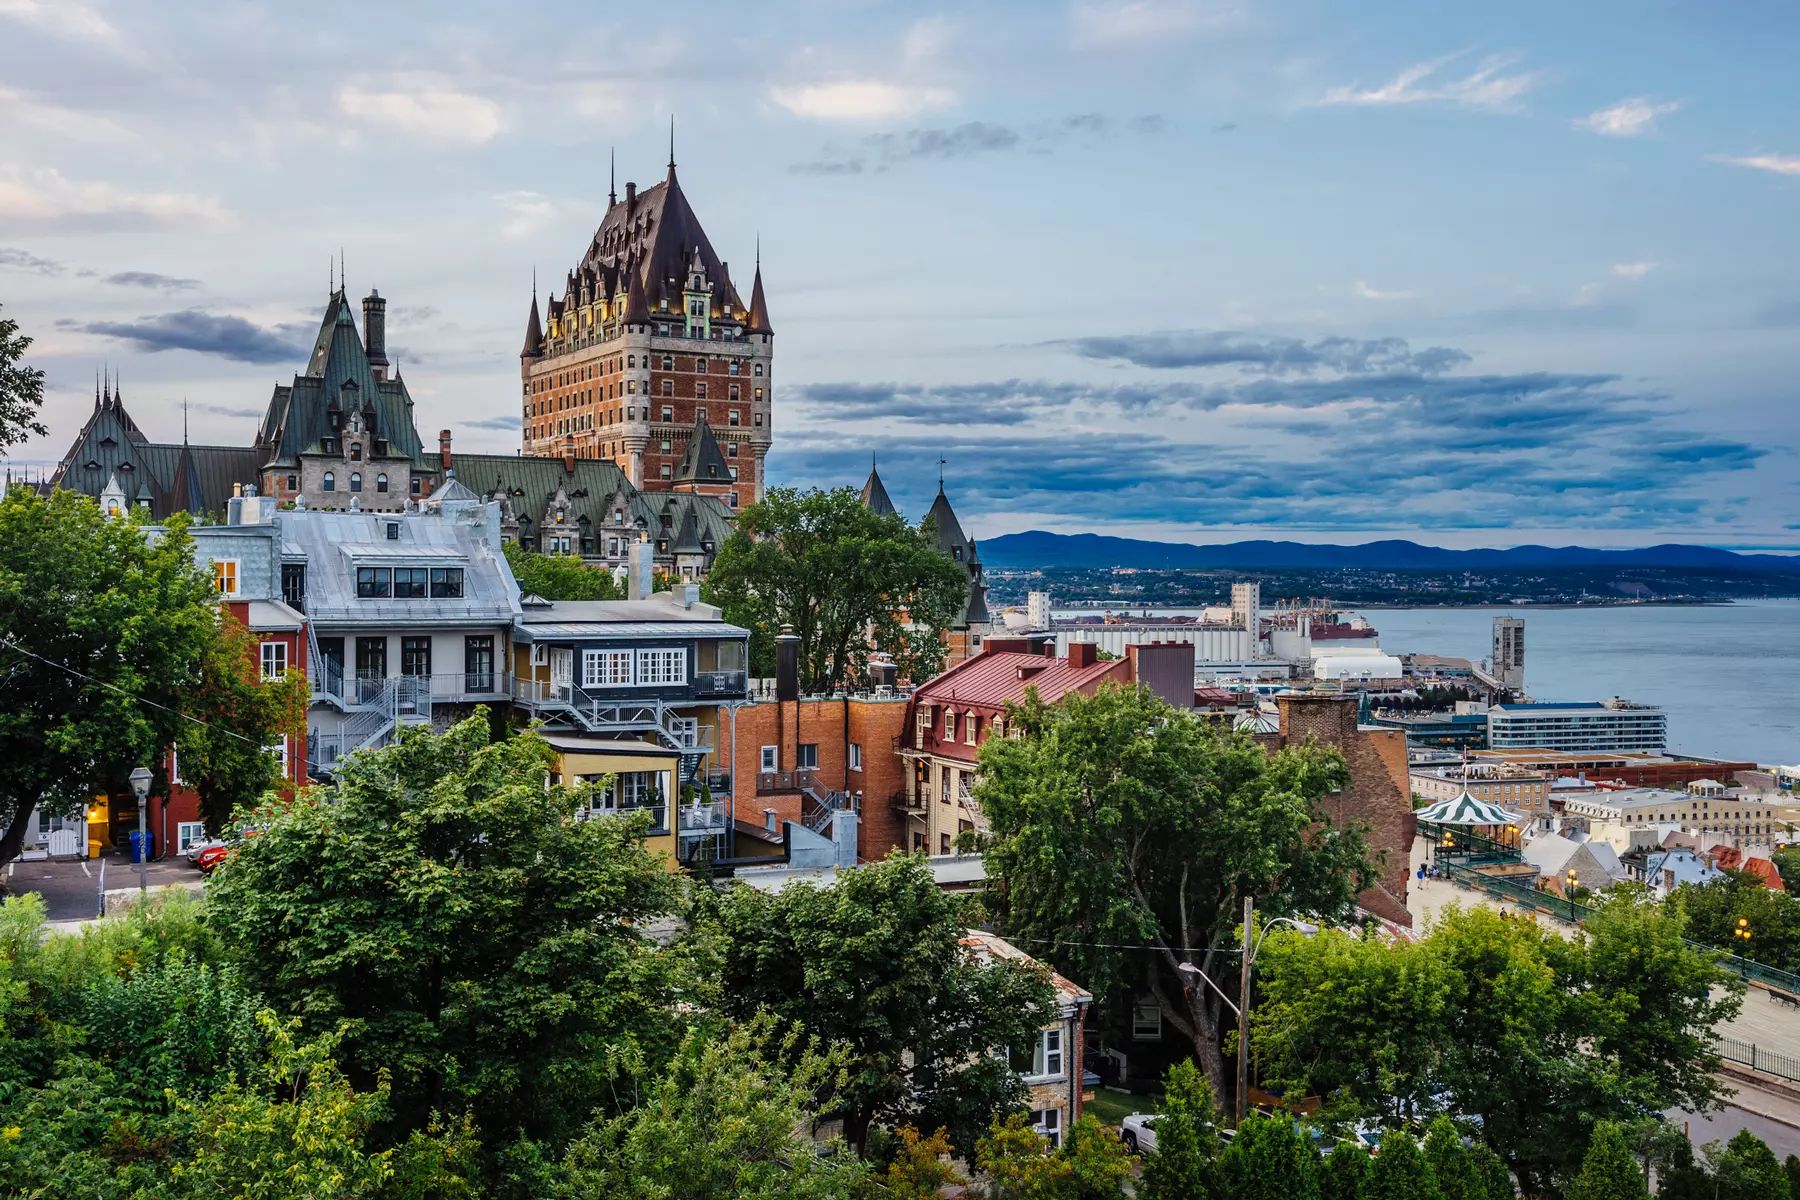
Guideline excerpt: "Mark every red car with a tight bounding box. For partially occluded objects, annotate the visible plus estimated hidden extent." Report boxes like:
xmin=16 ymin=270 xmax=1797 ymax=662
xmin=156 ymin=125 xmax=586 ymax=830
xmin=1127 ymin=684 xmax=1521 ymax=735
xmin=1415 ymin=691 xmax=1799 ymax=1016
xmin=195 ymin=843 xmax=233 ymax=873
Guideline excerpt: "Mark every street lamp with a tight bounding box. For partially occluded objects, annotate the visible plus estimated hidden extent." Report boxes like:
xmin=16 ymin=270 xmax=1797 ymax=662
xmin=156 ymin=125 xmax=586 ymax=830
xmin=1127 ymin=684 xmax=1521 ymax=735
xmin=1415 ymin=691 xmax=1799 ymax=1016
xmin=1566 ymin=868 xmax=1578 ymax=921
xmin=1735 ymin=918 xmax=1752 ymax=948
xmin=127 ymin=765 xmax=153 ymax=894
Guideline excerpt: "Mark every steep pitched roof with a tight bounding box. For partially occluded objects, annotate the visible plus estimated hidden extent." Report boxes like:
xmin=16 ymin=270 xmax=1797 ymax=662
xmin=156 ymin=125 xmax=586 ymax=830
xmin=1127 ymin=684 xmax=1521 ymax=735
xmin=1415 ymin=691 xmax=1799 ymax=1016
xmin=577 ymin=163 xmax=746 ymax=317
xmin=256 ymin=290 xmax=426 ymax=470
xmin=747 ymin=263 xmax=771 ymax=333
xmin=672 ymin=418 xmax=732 ymax=484
xmin=521 ymin=292 xmax=544 ymax=358
xmin=924 ymin=487 xmax=970 ymax=557
xmin=860 ymin=462 xmax=897 ymax=517
xmin=672 ymin=508 xmax=705 ymax=555
xmin=446 ymin=452 xmax=738 ymax=551
xmin=913 ymin=650 xmax=1131 ymax=710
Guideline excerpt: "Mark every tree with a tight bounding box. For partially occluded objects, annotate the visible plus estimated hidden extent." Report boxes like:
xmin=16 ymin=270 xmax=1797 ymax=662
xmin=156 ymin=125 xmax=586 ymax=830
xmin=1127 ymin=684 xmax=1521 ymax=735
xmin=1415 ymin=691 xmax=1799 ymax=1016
xmin=867 ymin=1126 xmax=967 ymax=1199
xmin=556 ymin=1013 xmax=862 ymax=1200
xmin=502 ymin=540 xmax=621 ymax=601
xmin=1138 ymin=1059 xmax=1223 ymax=1200
xmin=703 ymin=486 xmax=969 ymax=691
xmin=1061 ymin=1114 xmax=1132 ymax=1200
xmin=175 ymin=608 xmax=307 ymax=833
xmin=973 ymin=1112 xmax=1073 ymax=1199
xmin=1707 ymin=1129 xmax=1791 ymax=1200
xmin=1567 ymin=1122 xmax=1650 ymax=1200
xmin=0 ymin=303 xmax=47 ymax=455
xmin=1424 ymin=1116 xmax=1484 ymax=1200
xmin=1362 ymin=1129 xmax=1440 ymax=1200
xmin=1672 ymin=873 xmax=1800 ymax=974
xmin=1319 ymin=1141 xmax=1369 ymax=1200
xmin=707 ymin=853 xmax=1055 ymax=1152
xmin=976 ymin=684 xmax=1373 ymax=1108
xmin=1468 ymin=1143 xmax=1515 ymax=1200
xmin=1252 ymin=899 xmax=1738 ymax=1197
xmin=1771 ymin=849 xmax=1800 ymax=895
xmin=0 ymin=489 xmax=223 ymax=867
xmin=1787 ymin=1154 xmax=1800 ymax=1200
xmin=205 ymin=716 xmax=683 ymax=1154
xmin=1217 ymin=1113 xmax=1319 ymax=1200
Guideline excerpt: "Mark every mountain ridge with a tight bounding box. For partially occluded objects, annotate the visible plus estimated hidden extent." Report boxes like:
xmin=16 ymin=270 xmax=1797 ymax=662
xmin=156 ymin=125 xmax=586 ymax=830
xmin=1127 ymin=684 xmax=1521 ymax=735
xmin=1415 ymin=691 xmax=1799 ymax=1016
xmin=977 ymin=531 xmax=1800 ymax=574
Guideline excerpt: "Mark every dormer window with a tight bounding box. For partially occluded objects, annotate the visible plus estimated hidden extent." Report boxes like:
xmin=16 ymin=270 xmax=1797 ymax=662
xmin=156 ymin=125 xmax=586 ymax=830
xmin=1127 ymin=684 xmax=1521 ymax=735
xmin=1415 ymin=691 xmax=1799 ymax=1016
xmin=350 ymin=443 xmax=362 ymax=461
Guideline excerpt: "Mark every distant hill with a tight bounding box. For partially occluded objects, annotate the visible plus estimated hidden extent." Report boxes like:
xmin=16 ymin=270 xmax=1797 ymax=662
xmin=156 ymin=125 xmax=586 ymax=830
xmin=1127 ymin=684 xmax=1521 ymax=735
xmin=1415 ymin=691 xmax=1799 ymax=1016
xmin=978 ymin=531 xmax=1800 ymax=575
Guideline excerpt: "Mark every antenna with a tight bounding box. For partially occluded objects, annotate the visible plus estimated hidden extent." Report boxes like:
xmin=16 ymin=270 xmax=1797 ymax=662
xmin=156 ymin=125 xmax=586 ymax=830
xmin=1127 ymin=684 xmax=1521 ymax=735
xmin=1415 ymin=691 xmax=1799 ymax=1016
xmin=669 ymin=114 xmax=675 ymax=167
xmin=183 ymin=397 xmax=189 ymax=445
xmin=938 ymin=458 xmax=947 ymax=489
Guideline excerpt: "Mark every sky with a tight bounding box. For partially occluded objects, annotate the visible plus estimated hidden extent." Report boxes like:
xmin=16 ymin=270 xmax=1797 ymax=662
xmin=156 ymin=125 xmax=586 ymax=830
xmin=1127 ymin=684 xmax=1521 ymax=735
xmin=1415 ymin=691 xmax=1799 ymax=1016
xmin=1 ymin=0 xmax=1796 ymax=550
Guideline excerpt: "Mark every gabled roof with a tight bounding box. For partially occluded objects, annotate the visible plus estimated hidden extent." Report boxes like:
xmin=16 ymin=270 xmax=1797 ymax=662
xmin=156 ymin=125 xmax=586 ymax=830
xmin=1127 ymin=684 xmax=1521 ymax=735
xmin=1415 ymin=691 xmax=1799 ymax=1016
xmin=672 ymin=418 xmax=732 ymax=484
xmin=447 ymin=451 xmax=737 ymax=551
xmin=912 ymin=650 xmax=1131 ymax=710
xmin=255 ymin=289 xmax=426 ymax=470
xmin=860 ymin=463 xmax=897 ymax=517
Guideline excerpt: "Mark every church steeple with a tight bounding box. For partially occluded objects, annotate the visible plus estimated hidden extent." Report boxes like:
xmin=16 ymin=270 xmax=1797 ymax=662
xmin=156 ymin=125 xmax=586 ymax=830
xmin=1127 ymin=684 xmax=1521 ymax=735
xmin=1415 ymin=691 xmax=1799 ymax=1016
xmin=521 ymin=274 xmax=544 ymax=360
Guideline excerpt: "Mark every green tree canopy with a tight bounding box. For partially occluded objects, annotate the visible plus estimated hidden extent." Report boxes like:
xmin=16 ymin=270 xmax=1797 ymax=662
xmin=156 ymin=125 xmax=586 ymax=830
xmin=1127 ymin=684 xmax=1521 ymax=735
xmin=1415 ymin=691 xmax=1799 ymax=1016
xmin=1566 ymin=1121 xmax=1650 ymax=1200
xmin=502 ymin=540 xmax=622 ymax=601
xmin=176 ymin=607 xmax=308 ymax=833
xmin=1319 ymin=1141 xmax=1369 ymax=1200
xmin=1672 ymin=872 xmax=1800 ymax=974
xmin=1060 ymin=1113 xmax=1132 ymax=1200
xmin=975 ymin=683 xmax=1373 ymax=1107
xmin=0 ymin=303 xmax=47 ymax=454
xmin=1137 ymin=1059 xmax=1223 ymax=1200
xmin=556 ymin=1012 xmax=862 ymax=1200
xmin=1363 ymin=1129 xmax=1440 ymax=1200
xmin=867 ymin=1126 xmax=967 ymax=1199
xmin=0 ymin=490 xmax=229 ymax=866
xmin=205 ymin=716 xmax=683 ymax=1153
xmin=1218 ymin=1112 xmax=1319 ymax=1200
xmin=702 ymin=486 xmax=969 ymax=691
xmin=1707 ymin=1128 xmax=1791 ymax=1200
xmin=704 ymin=853 xmax=1055 ymax=1152
xmin=1253 ymin=899 xmax=1739 ymax=1195
xmin=1424 ymin=1116 xmax=1485 ymax=1200
xmin=973 ymin=1112 xmax=1074 ymax=1200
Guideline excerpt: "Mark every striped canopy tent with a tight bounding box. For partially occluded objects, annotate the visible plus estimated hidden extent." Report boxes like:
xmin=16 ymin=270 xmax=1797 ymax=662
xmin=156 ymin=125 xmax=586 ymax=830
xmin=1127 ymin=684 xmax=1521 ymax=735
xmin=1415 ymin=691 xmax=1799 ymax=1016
xmin=1415 ymin=790 xmax=1526 ymax=827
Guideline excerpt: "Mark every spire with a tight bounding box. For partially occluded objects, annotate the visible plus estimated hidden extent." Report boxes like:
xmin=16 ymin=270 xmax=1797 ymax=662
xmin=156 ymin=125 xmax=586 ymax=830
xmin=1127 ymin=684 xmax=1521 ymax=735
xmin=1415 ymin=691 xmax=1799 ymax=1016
xmin=938 ymin=457 xmax=947 ymax=491
xmin=747 ymin=253 xmax=772 ymax=334
xmin=94 ymin=369 xmax=100 ymax=411
xmin=623 ymin=259 xmax=650 ymax=324
xmin=860 ymin=455 xmax=897 ymax=518
xmin=669 ymin=114 xmax=676 ymax=169
xmin=609 ymin=148 xmax=616 ymax=207
xmin=522 ymin=271 xmax=543 ymax=359
xmin=182 ymin=397 xmax=189 ymax=445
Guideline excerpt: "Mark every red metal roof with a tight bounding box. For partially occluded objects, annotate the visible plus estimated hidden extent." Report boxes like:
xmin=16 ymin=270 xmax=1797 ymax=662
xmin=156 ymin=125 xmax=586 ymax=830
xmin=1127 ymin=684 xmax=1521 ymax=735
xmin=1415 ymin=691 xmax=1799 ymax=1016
xmin=913 ymin=650 xmax=1131 ymax=710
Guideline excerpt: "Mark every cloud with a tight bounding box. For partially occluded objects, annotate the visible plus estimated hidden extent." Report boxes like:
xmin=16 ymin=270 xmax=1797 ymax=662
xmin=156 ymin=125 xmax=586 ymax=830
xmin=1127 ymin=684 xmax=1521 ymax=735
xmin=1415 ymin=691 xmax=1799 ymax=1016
xmin=0 ymin=246 xmax=62 ymax=274
xmin=1316 ymin=53 xmax=1538 ymax=114
xmin=0 ymin=0 xmax=117 ymax=43
xmin=495 ymin=190 xmax=555 ymax=239
xmin=0 ymin=167 xmax=227 ymax=229
xmin=1057 ymin=331 xmax=1468 ymax=375
xmin=202 ymin=404 xmax=265 ymax=419
xmin=105 ymin=271 xmax=200 ymax=290
xmin=1573 ymin=98 xmax=1679 ymax=138
xmin=791 ymin=113 xmax=1160 ymax=174
xmin=1709 ymin=152 xmax=1800 ymax=177
xmin=1611 ymin=262 xmax=1656 ymax=279
xmin=338 ymin=74 xmax=502 ymax=147
xmin=1068 ymin=0 xmax=1246 ymax=47
xmin=77 ymin=310 xmax=307 ymax=364
xmin=1356 ymin=280 xmax=1414 ymax=301
xmin=464 ymin=415 xmax=522 ymax=431
xmin=770 ymin=81 xmax=955 ymax=122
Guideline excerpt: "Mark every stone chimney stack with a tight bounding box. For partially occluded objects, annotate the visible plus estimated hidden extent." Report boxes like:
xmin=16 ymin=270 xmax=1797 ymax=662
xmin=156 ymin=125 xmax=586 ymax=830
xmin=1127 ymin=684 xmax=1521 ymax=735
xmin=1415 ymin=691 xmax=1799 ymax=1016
xmin=438 ymin=429 xmax=452 ymax=470
xmin=562 ymin=434 xmax=577 ymax=474
xmin=362 ymin=290 xmax=388 ymax=381
xmin=776 ymin=624 xmax=800 ymax=701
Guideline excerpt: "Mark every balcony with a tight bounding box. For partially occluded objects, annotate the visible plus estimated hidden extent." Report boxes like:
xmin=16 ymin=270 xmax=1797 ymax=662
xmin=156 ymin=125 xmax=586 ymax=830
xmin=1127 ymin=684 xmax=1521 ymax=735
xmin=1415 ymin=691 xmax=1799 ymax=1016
xmin=678 ymin=803 xmax=728 ymax=837
xmin=693 ymin=669 xmax=748 ymax=699
xmin=757 ymin=768 xmax=820 ymax=795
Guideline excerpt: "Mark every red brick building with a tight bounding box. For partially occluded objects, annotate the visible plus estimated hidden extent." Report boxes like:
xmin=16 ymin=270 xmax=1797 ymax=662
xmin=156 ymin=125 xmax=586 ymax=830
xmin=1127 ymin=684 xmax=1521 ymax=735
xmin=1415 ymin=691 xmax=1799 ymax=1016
xmin=521 ymin=155 xmax=772 ymax=511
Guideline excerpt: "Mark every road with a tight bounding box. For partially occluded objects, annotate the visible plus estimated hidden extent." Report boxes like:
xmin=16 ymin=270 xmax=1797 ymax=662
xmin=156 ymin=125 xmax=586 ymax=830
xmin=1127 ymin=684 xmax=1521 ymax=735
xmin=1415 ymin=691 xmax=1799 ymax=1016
xmin=3 ymin=852 xmax=203 ymax=920
xmin=1674 ymin=1080 xmax=1800 ymax=1158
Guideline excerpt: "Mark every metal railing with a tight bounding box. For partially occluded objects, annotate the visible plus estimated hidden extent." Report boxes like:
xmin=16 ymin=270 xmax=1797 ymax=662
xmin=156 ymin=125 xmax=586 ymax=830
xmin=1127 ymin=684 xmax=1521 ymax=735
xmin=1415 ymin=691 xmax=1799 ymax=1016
xmin=1442 ymin=862 xmax=1800 ymax=993
xmin=803 ymin=790 xmax=858 ymax=834
xmin=678 ymin=803 xmax=728 ymax=836
xmin=693 ymin=669 xmax=748 ymax=698
xmin=1718 ymin=1036 xmax=1800 ymax=1084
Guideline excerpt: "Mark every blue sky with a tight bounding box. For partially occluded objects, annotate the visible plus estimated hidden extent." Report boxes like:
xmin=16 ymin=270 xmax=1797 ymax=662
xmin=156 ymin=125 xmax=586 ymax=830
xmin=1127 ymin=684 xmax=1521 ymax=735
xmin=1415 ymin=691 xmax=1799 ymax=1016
xmin=1 ymin=0 xmax=1796 ymax=548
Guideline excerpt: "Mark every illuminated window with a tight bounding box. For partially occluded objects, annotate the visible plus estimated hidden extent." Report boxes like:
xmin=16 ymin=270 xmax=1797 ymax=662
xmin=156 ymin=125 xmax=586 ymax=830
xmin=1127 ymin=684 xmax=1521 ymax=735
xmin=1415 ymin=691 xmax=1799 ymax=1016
xmin=213 ymin=560 xmax=239 ymax=595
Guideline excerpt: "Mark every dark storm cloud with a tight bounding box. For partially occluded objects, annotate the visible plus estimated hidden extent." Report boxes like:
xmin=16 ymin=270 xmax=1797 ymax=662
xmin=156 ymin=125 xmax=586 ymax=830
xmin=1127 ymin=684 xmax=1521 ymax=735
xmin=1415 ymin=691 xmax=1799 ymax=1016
xmin=78 ymin=310 xmax=307 ymax=364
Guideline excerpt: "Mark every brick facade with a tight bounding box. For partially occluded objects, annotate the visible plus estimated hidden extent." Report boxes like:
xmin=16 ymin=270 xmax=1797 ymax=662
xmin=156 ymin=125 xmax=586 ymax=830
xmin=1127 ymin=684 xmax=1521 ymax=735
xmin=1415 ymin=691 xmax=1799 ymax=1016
xmin=1262 ymin=695 xmax=1414 ymax=927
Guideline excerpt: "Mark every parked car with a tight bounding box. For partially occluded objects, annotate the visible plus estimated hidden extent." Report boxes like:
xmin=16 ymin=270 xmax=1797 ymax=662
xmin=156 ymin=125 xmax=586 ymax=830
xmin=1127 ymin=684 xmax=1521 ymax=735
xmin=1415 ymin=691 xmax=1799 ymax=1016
xmin=1120 ymin=1113 xmax=1159 ymax=1155
xmin=195 ymin=843 xmax=233 ymax=873
xmin=184 ymin=838 xmax=225 ymax=866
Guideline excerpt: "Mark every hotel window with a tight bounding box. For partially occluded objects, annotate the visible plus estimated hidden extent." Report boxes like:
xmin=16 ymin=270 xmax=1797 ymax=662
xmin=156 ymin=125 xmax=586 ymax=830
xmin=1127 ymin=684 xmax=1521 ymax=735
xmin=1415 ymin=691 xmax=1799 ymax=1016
xmin=350 ymin=443 xmax=362 ymax=461
xmin=965 ymin=712 xmax=979 ymax=745
xmin=661 ymin=379 xmax=673 ymax=396
xmin=727 ymin=442 xmax=738 ymax=458
xmin=430 ymin=568 xmax=463 ymax=598
xmin=728 ymin=492 xmax=739 ymax=508
xmin=376 ymin=473 xmax=389 ymax=493
xmin=627 ymin=380 xmax=636 ymax=394
xmin=213 ymin=560 xmax=239 ymax=595
xmin=729 ymin=361 xmax=741 ymax=375
xmin=944 ymin=710 xmax=956 ymax=740
xmin=661 ymin=405 xmax=674 ymax=422
xmin=635 ymin=647 xmax=687 ymax=685
xmin=323 ymin=471 xmax=336 ymax=491
xmin=849 ymin=743 xmax=863 ymax=772
xmin=755 ymin=412 xmax=764 ymax=427
xmin=350 ymin=472 xmax=362 ymax=493
xmin=581 ymin=648 xmax=632 ymax=687
xmin=754 ymin=363 xmax=764 ymax=376
xmin=728 ymin=408 xmax=740 ymax=424
xmin=696 ymin=383 xmax=707 ymax=399
xmin=260 ymin=641 xmax=287 ymax=680
xmin=755 ymin=388 xmax=764 ymax=401
xmin=285 ymin=474 xmax=297 ymax=490
xmin=660 ymin=464 xmax=672 ymax=480
xmin=356 ymin=567 xmax=391 ymax=598
xmin=662 ymin=355 xmax=673 ymax=370
xmin=661 ymin=440 xmax=673 ymax=454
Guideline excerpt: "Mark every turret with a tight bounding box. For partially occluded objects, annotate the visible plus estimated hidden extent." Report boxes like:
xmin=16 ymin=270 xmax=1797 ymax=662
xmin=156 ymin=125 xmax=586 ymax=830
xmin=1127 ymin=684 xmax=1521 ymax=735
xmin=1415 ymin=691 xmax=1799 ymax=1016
xmin=362 ymin=289 xmax=388 ymax=381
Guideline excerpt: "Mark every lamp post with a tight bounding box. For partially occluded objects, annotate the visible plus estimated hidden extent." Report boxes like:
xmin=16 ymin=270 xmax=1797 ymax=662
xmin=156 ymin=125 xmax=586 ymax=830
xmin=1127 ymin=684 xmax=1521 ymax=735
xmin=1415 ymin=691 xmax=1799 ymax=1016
xmin=1735 ymin=918 xmax=1752 ymax=951
xmin=1566 ymin=868 xmax=1578 ymax=921
xmin=128 ymin=765 xmax=153 ymax=894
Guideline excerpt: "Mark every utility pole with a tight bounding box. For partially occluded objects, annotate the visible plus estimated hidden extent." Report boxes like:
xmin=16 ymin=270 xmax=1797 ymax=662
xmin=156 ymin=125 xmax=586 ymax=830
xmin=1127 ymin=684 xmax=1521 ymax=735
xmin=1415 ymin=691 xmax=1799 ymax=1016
xmin=1237 ymin=894 xmax=1253 ymax=1126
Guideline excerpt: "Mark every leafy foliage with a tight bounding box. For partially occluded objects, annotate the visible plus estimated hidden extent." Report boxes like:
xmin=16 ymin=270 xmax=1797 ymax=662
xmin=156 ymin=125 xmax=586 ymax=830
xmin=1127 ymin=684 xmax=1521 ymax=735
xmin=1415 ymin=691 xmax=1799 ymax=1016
xmin=1672 ymin=871 xmax=1800 ymax=974
xmin=973 ymin=1112 xmax=1075 ymax=1199
xmin=502 ymin=540 xmax=621 ymax=601
xmin=1319 ymin=1140 xmax=1370 ymax=1200
xmin=1362 ymin=1129 xmax=1440 ymax=1200
xmin=557 ymin=1013 xmax=863 ymax=1200
xmin=205 ymin=715 xmax=683 ymax=1150
xmin=1137 ymin=1059 xmax=1224 ymax=1200
xmin=0 ymin=489 xmax=223 ymax=866
xmin=866 ymin=1125 xmax=967 ymax=1199
xmin=1567 ymin=1121 xmax=1650 ymax=1200
xmin=707 ymin=853 xmax=1055 ymax=1151
xmin=1705 ymin=1128 xmax=1792 ymax=1200
xmin=1218 ymin=1113 xmax=1320 ymax=1200
xmin=975 ymin=682 xmax=1373 ymax=1106
xmin=703 ymin=486 xmax=969 ymax=690
xmin=0 ymin=303 xmax=47 ymax=454
xmin=176 ymin=607 xmax=308 ymax=833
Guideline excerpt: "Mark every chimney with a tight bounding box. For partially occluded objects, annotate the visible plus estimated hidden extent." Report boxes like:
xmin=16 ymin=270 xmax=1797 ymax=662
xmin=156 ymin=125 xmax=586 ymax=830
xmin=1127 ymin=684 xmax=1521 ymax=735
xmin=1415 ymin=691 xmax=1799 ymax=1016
xmin=628 ymin=535 xmax=654 ymax=600
xmin=439 ymin=429 xmax=452 ymax=470
xmin=563 ymin=434 xmax=577 ymax=474
xmin=362 ymin=289 xmax=388 ymax=381
xmin=776 ymin=624 xmax=800 ymax=701
xmin=682 ymin=583 xmax=699 ymax=608
xmin=625 ymin=180 xmax=637 ymax=209
xmin=1068 ymin=641 xmax=1097 ymax=669
xmin=764 ymin=808 xmax=777 ymax=832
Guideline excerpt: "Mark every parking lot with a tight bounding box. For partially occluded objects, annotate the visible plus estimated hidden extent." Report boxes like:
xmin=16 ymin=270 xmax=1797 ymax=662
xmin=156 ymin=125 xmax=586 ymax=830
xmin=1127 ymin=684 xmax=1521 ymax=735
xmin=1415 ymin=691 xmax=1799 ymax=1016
xmin=3 ymin=853 xmax=204 ymax=921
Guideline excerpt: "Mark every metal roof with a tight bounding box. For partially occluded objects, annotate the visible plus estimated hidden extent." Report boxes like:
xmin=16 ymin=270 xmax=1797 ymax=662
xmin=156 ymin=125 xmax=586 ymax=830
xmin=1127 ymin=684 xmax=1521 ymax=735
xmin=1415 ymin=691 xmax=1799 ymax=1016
xmin=519 ymin=620 xmax=748 ymax=642
xmin=913 ymin=651 xmax=1130 ymax=710
xmin=277 ymin=506 xmax=518 ymax=628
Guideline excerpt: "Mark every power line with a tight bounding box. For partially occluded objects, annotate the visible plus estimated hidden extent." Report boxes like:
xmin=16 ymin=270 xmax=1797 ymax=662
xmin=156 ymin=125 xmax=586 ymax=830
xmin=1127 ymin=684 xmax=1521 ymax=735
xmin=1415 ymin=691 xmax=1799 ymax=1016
xmin=1006 ymin=934 xmax=1248 ymax=955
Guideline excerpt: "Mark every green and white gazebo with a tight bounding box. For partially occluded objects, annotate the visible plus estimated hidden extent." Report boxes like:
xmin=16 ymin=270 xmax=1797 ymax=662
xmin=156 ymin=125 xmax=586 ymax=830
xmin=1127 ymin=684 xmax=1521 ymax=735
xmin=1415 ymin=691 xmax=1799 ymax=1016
xmin=1418 ymin=789 xmax=1527 ymax=864
xmin=1415 ymin=791 xmax=1526 ymax=827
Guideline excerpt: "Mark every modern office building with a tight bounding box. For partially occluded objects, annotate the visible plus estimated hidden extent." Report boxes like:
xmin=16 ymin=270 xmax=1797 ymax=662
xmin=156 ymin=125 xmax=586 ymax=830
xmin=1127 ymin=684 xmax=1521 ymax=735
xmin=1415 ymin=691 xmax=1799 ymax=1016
xmin=1491 ymin=616 xmax=1525 ymax=692
xmin=1486 ymin=699 xmax=1667 ymax=754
